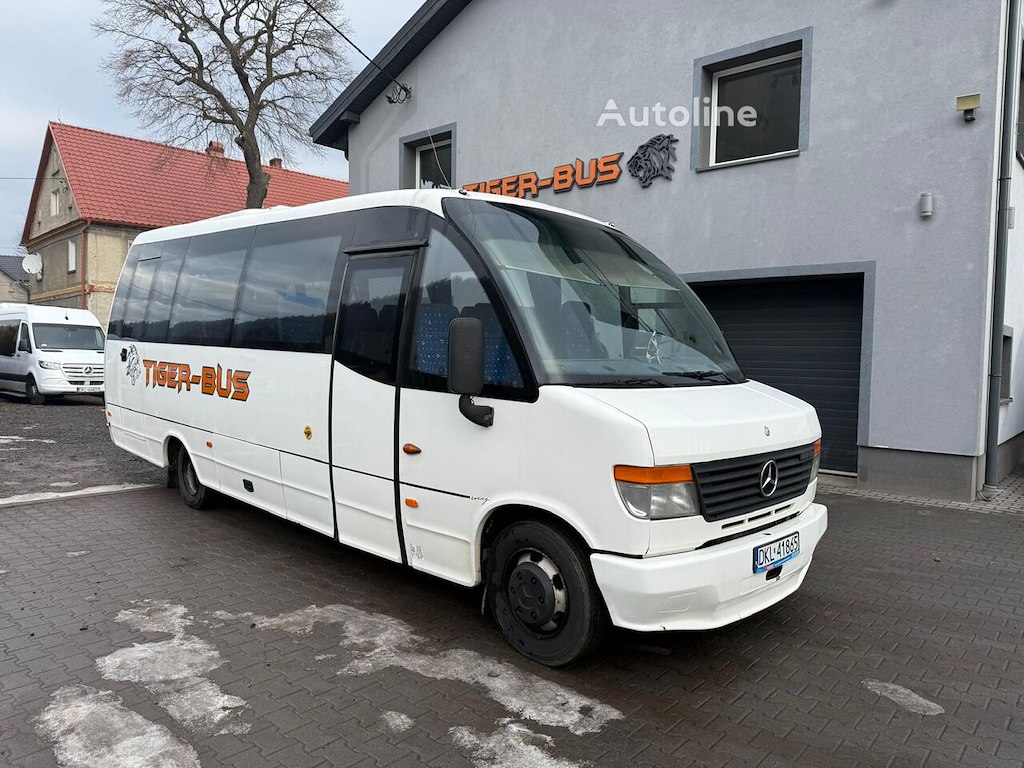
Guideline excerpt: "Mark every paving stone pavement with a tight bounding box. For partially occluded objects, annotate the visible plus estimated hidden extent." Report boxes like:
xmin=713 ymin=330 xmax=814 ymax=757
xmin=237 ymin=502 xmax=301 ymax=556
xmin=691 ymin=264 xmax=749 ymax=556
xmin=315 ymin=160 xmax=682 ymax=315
xmin=818 ymin=468 xmax=1024 ymax=519
xmin=0 ymin=487 xmax=1021 ymax=768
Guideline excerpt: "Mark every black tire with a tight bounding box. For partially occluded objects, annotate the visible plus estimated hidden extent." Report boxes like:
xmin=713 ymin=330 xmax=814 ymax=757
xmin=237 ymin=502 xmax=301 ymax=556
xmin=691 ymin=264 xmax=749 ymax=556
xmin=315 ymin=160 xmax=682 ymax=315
xmin=25 ymin=377 xmax=45 ymax=405
xmin=176 ymin=447 xmax=212 ymax=510
xmin=486 ymin=520 xmax=606 ymax=667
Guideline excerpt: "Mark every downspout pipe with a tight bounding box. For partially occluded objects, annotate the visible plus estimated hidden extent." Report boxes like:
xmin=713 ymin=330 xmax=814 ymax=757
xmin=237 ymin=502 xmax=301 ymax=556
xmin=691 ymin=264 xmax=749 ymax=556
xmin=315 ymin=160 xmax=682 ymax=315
xmin=984 ymin=0 xmax=1023 ymax=492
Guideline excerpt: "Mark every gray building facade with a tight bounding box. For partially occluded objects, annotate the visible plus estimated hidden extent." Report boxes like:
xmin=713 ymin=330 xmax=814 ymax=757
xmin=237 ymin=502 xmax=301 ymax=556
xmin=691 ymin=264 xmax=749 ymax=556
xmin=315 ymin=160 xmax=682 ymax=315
xmin=313 ymin=0 xmax=1024 ymax=500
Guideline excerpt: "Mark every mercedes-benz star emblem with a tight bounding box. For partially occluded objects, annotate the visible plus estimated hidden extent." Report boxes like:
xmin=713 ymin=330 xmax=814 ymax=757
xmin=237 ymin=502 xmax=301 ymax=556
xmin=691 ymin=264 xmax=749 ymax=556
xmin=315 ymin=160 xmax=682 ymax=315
xmin=764 ymin=426 xmax=771 ymax=437
xmin=84 ymin=367 xmax=92 ymax=375
xmin=759 ymin=460 xmax=779 ymax=498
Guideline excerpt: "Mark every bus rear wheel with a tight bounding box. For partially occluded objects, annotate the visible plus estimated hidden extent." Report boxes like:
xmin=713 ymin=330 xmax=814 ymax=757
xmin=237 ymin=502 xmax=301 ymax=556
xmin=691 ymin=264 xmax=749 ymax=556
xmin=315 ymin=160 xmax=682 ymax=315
xmin=176 ymin=448 xmax=212 ymax=510
xmin=486 ymin=520 xmax=606 ymax=667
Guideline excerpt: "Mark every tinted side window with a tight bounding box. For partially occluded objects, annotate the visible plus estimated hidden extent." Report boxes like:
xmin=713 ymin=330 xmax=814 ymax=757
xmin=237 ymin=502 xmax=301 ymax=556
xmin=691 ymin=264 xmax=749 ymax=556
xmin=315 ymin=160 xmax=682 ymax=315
xmin=405 ymin=231 xmax=524 ymax=395
xmin=232 ymin=215 xmax=344 ymax=352
xmin=141 ymin=238 xmax=188 ymax=343
xmin=0 ymin=320 xmax=17 ymax=356
xmin=167 ymin=229 xmax=252 ymax=346
xmin=108 ymin=245 xmax=143 ymax=338
xmin=121 ymin=244 xmax=161 ymax=341
xmin=336 ymin=257 xmax=410 ymax=384
xmin=348 ymin=207 xmax=427 ymax=247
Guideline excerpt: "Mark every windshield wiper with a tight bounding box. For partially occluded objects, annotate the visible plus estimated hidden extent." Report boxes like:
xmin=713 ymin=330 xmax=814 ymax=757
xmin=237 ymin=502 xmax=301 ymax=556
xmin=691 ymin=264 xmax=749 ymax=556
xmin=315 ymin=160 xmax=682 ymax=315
xmin=664 ymin=370 xmax=737 ymax=384
xmin=583 ymin=378 xmax=669 ymax=388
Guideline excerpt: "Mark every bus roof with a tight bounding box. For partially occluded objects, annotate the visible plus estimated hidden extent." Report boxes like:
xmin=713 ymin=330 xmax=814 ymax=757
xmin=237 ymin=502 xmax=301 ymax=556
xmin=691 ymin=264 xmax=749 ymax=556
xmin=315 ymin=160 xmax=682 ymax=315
xmin=129 ymin=189 xmax=611 ymax=246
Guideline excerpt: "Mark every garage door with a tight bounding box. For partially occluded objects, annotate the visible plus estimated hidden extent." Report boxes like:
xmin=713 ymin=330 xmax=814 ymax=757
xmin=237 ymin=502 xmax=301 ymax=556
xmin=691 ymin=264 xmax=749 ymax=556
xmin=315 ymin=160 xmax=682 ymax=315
xmin=691 ymin=275 xmax=864 ymax=474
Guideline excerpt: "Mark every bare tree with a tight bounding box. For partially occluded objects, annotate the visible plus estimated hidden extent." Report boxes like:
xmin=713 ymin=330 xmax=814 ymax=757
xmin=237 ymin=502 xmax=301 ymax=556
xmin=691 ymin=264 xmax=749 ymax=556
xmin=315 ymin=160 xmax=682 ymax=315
xmin=95 ymin=0 xmax=352 ymax=208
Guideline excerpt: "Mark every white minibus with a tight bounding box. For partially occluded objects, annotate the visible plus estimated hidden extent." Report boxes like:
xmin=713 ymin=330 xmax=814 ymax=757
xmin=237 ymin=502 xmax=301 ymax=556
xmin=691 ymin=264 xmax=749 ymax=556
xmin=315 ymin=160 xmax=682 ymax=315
xmin=105 ymin=190 xmax=827 ymax=666
xmin=0 ymin=303 xmax=105 ymax=403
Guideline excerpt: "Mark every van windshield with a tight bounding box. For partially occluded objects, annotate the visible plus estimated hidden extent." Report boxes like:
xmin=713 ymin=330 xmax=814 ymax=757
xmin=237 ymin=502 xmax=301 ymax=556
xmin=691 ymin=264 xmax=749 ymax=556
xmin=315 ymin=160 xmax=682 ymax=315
xmin=33 ymin=323 xmax=105 ymax=351
xmin=444 ymin=198 xmax=745 ymax=387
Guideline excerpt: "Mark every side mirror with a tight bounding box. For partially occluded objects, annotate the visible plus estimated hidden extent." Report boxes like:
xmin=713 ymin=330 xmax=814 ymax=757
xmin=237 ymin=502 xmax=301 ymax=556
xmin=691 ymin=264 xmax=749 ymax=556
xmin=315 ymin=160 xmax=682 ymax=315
xmin=448 ymin=317 xmax=493 ymax=427
xmin=449 ymin=317 xmax=485 ymax=395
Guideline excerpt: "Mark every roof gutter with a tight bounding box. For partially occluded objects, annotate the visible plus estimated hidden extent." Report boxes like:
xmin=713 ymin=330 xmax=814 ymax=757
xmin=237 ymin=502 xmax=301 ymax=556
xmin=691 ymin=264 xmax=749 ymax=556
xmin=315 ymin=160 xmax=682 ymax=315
xmin=983 ymin=0 xmax=1022 ymax=492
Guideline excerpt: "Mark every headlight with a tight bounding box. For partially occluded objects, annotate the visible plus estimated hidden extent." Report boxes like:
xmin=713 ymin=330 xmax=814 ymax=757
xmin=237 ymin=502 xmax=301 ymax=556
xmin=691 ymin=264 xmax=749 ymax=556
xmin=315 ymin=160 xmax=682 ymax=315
xmin=614 ymin=465 xmax=701 ymax=520
xmin=38 ymin=361 xmax=60 ymax=370
xmin=810 ymin=439 xmax=822 ymax=479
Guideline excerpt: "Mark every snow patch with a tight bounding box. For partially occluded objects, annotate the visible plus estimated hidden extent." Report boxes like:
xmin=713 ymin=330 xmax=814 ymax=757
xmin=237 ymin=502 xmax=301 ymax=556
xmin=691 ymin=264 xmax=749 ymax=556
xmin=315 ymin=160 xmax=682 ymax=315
xmin=347 ymin=647 xmax=620 ymax=735
xmin=380 ymin=710 xmax=414 ymax=733
xmin=450 ymin=720 xmax=582 ymax=768
xmin=97 ymin=601 xmax=250 ymax=736
xmin=35 ymin=684 xmax=201 ymax=768
xmin=862 ymin=680 xmax=945 ymax=715
xmin=314 ymin=653 xmax=336 ymax=661
xmin=66 ymin=551 xmax=90 ymax=558
xmin=49 ymin=481 xmax=78 ymax=488
xmin=252 ymin=603 xmax=620 ymax=735
xmin=0 ymin=435 xmax=55 ymax=444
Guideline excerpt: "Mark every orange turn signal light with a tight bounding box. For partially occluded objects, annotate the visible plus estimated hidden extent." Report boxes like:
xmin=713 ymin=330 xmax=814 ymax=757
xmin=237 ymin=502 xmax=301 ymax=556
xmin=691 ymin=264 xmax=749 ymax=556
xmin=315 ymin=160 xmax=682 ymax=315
xmin=405 ymin=498 xmax=419 ymax=508
xmin=813 ymin=439 xmax=822 ymax=456
xmin=614 ymin=465 xmax=693 ymax=484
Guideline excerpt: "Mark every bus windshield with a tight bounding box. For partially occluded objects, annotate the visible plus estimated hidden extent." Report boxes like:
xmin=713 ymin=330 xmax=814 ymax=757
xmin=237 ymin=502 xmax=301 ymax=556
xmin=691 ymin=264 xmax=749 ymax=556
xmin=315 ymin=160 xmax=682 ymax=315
xmin=444 ymin=198 xmax=745 ymax=387
xmin=33 ymin=323 xmax=105 ymax=351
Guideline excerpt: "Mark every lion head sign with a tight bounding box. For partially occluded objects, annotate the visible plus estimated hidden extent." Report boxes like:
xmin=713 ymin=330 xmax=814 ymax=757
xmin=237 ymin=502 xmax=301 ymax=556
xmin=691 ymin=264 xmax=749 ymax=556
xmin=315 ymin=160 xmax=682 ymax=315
xmin=627 ymin=134 xmax=679 ymax=189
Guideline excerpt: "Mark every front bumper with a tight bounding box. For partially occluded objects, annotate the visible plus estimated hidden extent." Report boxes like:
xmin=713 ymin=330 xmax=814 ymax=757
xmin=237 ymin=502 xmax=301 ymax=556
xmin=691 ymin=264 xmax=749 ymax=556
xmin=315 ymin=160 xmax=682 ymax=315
xmin=591 ymin=502 xmax=827 ymax=632
xmin=36 ymin=372 xmax=104 ymax=395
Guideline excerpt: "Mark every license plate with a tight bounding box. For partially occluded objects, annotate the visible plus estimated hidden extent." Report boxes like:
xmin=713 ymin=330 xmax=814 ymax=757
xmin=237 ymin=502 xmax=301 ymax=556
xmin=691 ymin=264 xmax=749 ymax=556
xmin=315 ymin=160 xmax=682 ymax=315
xmin=753 ymin=533 xmax=800 ymax=573
xmin=77 ymin=386 xmax=102 ymax=393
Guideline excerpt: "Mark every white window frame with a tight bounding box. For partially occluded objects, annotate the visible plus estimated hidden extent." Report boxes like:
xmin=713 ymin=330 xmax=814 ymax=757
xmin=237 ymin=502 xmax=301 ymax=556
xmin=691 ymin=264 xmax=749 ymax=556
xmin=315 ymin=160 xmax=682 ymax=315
xmin=50 ymin=188 xmax=60 ymax=217
xmin=415 ymin=139 xmax=452 ymax=190
xmin=709 ymin=51 xmax=802 ymax=168
xmin=67 ymin=240 xmax=77 ymax=273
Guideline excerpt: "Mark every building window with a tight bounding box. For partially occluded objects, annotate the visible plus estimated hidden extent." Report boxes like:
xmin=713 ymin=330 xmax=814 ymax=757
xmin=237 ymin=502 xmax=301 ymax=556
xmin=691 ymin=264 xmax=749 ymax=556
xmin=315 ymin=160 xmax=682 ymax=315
xmin=416 ymin=141 xmax=452 ymax=189
xmin=400 ymin=124 xmax=456 ymax=190
xmin=692 ymin=29 xmax=811 ymax=170
xmin=67 ymin=240 xmax=77 ymax=273
xmin=50 ymin=189 xmax=60 ymax=217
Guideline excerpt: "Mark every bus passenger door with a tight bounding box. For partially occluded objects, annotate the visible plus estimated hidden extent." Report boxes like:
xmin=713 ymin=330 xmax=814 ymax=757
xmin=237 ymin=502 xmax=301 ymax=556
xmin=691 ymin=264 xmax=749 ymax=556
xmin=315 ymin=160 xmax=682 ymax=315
xmin=330 ymin=253 xmax=413 ymax=563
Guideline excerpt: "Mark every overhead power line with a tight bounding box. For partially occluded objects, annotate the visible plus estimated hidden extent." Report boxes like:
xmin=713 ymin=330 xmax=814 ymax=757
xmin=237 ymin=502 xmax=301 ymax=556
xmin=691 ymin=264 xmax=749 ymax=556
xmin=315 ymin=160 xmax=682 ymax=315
xmin=301 ymin=0 xmax=412 ymax=104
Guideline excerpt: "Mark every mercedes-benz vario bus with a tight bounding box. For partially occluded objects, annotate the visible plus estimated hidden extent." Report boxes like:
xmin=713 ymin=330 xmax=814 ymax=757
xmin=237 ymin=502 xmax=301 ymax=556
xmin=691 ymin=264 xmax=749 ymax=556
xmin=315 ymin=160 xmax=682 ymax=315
xmin=104 ymin=190 xmax=827 ymax=666
xmin=0 ymin=304 xmax=105 ymax=403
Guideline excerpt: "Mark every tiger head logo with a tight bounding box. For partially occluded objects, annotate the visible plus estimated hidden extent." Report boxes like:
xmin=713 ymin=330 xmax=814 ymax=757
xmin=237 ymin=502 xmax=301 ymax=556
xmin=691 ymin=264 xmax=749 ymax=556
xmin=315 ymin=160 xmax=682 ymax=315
xmin=125 ymin=344 xmax=141 ymax=386
xmin=627 ymin=134 xmax=679 ymax=189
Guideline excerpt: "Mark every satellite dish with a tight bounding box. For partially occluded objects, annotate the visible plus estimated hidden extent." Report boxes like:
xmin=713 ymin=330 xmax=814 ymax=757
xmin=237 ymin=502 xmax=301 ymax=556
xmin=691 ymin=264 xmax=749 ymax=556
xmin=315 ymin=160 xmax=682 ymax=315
xmin=21 ymin=253 xmax=42 ymax=276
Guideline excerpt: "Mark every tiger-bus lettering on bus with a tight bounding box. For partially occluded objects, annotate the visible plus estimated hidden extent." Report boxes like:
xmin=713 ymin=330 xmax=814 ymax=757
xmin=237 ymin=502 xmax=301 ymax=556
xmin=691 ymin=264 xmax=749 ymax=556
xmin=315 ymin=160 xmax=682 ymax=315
xmin=138 ymin=359 xmax=250 ymax=401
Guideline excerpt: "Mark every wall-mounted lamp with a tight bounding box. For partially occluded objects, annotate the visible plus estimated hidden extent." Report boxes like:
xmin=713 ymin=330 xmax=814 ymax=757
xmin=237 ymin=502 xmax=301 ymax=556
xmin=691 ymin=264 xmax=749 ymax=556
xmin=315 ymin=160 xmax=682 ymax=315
xmin=956 ymin=93 xmax=981 ymax=122
xmin=920 ymin=192 xmax=935 ymax=218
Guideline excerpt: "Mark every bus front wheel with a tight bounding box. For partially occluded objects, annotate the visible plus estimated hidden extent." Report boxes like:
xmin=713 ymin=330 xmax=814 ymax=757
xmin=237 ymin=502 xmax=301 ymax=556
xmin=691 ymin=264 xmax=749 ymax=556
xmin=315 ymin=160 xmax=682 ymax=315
xmin=25 ymin=377 xmax=45 ymax=405
xmin=486 ymin=520 xmax=606 ymax=667
xmin=176 ymin=448 xmax=212 ymax=510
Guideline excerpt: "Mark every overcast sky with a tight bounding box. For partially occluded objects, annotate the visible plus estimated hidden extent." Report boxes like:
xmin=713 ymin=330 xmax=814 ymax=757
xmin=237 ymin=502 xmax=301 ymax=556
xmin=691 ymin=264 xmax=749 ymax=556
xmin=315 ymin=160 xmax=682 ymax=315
xmin=0 ymin=0 xmax=423 ymax=252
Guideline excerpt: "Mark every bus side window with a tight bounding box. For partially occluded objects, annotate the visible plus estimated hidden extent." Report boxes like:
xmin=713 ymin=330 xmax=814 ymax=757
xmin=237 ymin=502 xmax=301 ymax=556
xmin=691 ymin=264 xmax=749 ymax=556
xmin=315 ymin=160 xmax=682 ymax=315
xmin=335 ymin=259 xmax=408 ymax=384
xmin=108 ymin=245 xmax=143 ymax=339
xmin=167 ymin=228 xmax=253 ymax=347
xmin=232 ymin=214 xmax=344 ymax=353
xmin=140 ymin=238 xmax=188 ymax=344
xmin=405 ymin=231 xmax=524 ymax=394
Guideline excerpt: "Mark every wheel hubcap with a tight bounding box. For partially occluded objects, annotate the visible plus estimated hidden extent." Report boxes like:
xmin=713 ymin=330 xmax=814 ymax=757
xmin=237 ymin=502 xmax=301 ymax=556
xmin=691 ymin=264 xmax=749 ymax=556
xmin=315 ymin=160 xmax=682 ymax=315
xmin=507 ymin=551 xmax=567 ymax=633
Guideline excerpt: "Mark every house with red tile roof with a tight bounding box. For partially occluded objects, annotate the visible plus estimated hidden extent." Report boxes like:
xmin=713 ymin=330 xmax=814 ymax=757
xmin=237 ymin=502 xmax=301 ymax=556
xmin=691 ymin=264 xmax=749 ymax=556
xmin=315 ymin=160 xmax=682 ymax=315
xmin=21 ymin=122 xmax=349 ymax=325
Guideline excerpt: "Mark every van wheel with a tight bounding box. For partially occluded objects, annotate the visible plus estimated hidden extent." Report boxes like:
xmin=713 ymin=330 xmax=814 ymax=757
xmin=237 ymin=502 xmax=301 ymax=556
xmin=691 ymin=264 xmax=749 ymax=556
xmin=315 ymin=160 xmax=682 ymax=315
xmin=25 ymin=377 xmax=45 ymax=405
xmin=176 ymin=448 xmax=212 ymax=510
xmin=486 ymin=521 xmax=606 ymax=667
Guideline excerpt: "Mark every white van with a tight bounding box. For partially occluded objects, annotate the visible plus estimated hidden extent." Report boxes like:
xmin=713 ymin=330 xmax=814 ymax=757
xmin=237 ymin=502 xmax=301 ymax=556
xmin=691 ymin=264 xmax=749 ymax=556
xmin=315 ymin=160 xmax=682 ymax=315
xmin=0 ymin=304 xmax=105 ymax=404
xmin=104 ymin=190 xmax=827 ymax=666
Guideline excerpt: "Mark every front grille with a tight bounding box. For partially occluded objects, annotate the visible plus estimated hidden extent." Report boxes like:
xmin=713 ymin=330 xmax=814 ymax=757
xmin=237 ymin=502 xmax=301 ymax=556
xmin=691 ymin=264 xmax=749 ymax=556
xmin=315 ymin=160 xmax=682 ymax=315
xmin=61 ymin=364 xmax=104 ymax=380
xmin=692 ymin=443 xmax=815 ymax=522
